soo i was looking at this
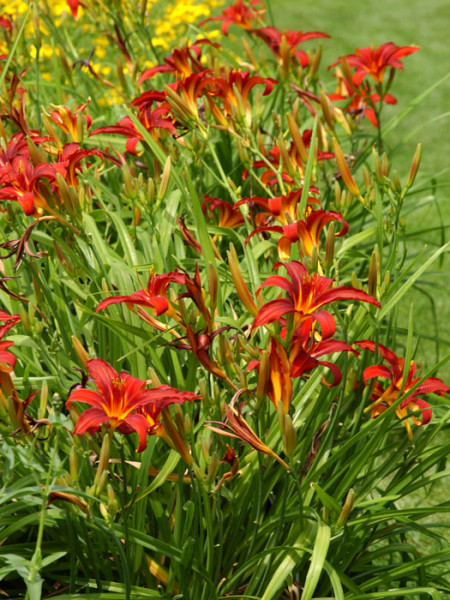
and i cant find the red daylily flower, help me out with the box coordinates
[356,340,450,439]
[200,0,265,35]
[253,261,380,334]
[254,27,329,68]
[329,68,397,127]
[139,40,219,84]
[44,100,92,142]
[209,70,278,126]
[66,359,199,451]
[0,155,57,215]
[96,268,185,327]
[203,195,245,229]
[245,208,348,259]
[237,188,320,226]
[289,319,357,385]
[331,42,419,86]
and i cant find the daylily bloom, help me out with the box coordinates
[331,42,419,86]
[202,195,245,229]
[96,267,185,326]
[0,155,57,215]
[356,340,450,439]
[254,27,329,69]
[245,208,348,259]
[66,359,199,451]
[209,70,278,126]
[139,40,219,84]
[253,261,380,334]
[329,68,397,127]
[199,0,265,35]
[44,100,92,142]
[54,142,104,188]
[237,188,320,226]
[289,319,357,385]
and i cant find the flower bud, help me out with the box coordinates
[333,138,361,199]
[405,143,422,190]
[320,89,334,130]
[287,113,308,164]
[368,245,380,298]
[227,244,258,316]
[325,221,335,272]
[381,152,389,177]
[337,488,355,526]
[94,432,111,488]
[362,166,372,191]
[69,446,79,482]
[157,156,171,202]
[207,450,219,482]
[95,470,109,496]
[309,43,322,78]
[39,380,48,420]
[72,335,89,368]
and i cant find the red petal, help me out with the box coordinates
[73,408,109,434]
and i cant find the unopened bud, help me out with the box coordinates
[227,244,258,316]
[337,488,355,526]
[333,138,361,199]
[381,152,389,177]
[325,221,335,272]
[148,367,162,387]
[309,43,322,78]
[95,470,109,496]
[351,272,361,290]
[184,412,192,436]
[368,245,380,297]
[207,451,219,482]
[69,446,79,482]
[362,166,372,191]
[157,156,171,201]
[174,404,185,437]
[320,89,334,130]
[255,349,270,402]
[72,335,89,367]
[39,380,48,420]
[391,171,402,193]
[405,143,422,190]
[287,113,308,164]
[94,432,111,487]
[372,146,383,183]
[162,408,193,465]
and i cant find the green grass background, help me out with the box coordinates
[272,0,450,375]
